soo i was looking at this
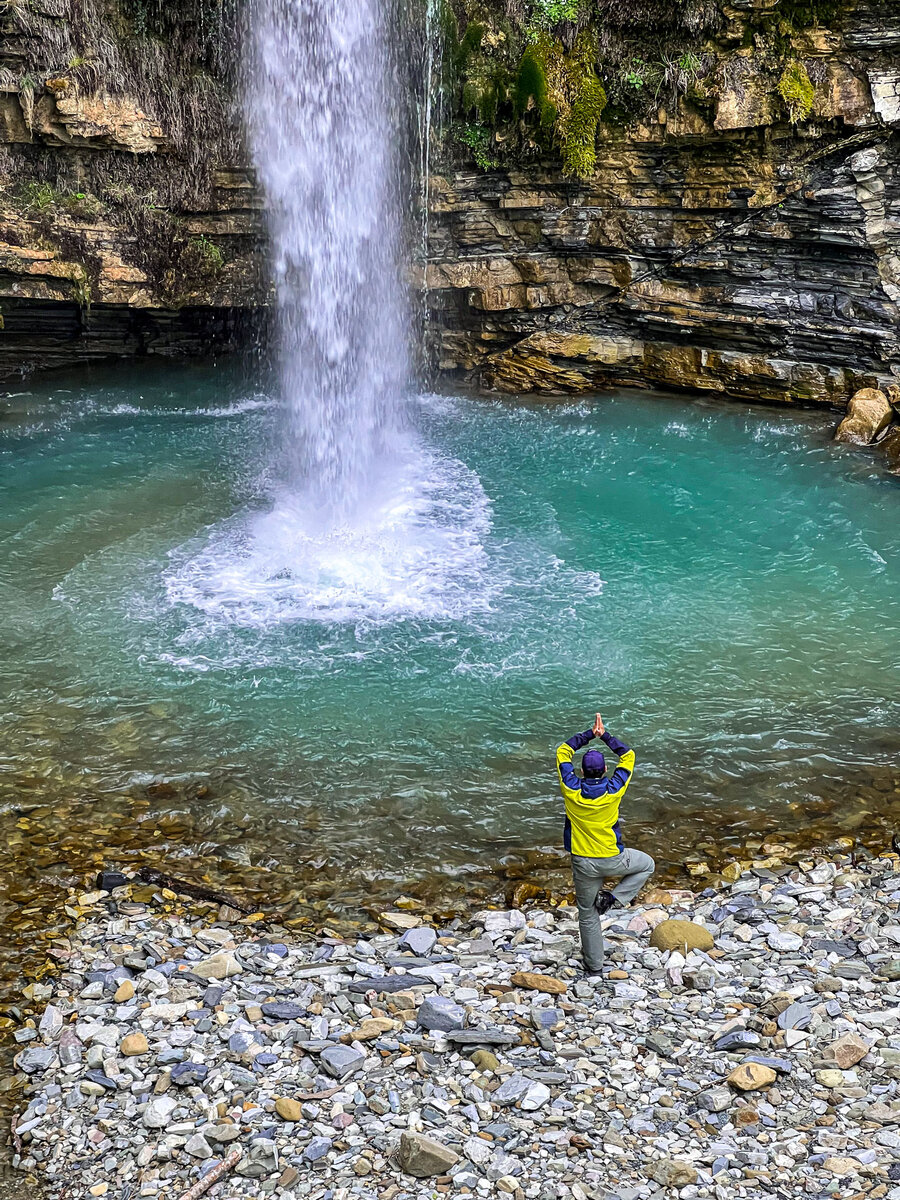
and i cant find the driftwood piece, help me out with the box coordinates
[175,1146,242,1200]
[135,867,254,914]
[10,1112,22,1155]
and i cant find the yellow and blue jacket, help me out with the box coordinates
[556,728,636,859]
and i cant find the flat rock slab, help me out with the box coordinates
[320,1045,365,1079]
[444,1029,520,1047]
[348,976,435,994]
[261,1002,306,1020]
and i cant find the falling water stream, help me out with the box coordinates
[246,0,411,513]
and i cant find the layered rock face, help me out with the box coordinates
[0,0,899,409]
[426,0,900,406]
[0,0,267,375]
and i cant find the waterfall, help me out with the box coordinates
[166,0,492,626]
[245,0,411,525]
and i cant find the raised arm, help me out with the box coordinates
[556,728,594,791]
[599,728,636,792]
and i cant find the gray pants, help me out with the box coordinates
[571,848,655,973]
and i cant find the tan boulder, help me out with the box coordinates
[114,980,135,1002]
[816,1069,845,1088]
[648,1159,698,1187]
[191,952,242,980]
[824,1032,869,1069]
[835,387,893,445]
[346,1018,397,1042]
[823,1156,860,1176]
[275,1097,303,1121]
[120,1032,148,1057]
[379,911,421,931]
[470,1049,501,1073]
[649,920,714,954]
[727,1062,776,1091]
[509,971,567,996]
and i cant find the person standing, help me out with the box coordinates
[556,712,655,975]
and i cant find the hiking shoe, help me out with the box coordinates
[595,890,617,915]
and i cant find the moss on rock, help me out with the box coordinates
[777,59,815,123]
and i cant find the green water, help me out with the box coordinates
[1,364,898,915]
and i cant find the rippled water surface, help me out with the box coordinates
[1,364,898,922]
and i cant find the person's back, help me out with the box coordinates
[556,712,654,976]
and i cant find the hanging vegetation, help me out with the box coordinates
[516,34,607,180]
[777,59,815,123]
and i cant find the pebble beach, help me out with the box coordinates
[7,851,900,1200]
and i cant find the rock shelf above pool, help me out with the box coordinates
[7,855,900,1199]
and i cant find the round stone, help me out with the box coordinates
[120,1032,148,1056]
[727,1062,777,1091]
[649,920,714,953]
[275,1097,303,1121]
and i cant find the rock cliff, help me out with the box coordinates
[0,0,898,415]
[426,0,900,406]
[0,0,266,374]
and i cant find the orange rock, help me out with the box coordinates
[509,971,567,996]
[727,1062,776,1091]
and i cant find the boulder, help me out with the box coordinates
[184,1134,212,1159]
[470,1049,500,1073]
[380,911,421,931]
[320,1045,365,1078]
[835,387,893,445]
[191,952,242,980]
[816,1069,845,1088]
[120,1033,148,1057]
[493,1073,531,1105]
[348,1017,397,1042]
[648,1159,698,1188]
[398,1131,459,1177]
[823,1032,869,1069]
[509,971,567,995]
[143,1095,178,1129]
[727,1062,776,1091]
[823,1156,860,1176]
[399,926,437,956]
[649,919,714,954]
[417,995,465,1033]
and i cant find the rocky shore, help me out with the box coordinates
[7,852,900,1199]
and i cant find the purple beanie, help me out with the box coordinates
[582,749,606,778]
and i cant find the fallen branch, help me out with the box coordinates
[175,1147,241,1200]
[10,1112,22,1156]
[135,867,255,914]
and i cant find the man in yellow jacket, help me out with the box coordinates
[556,712,655,974]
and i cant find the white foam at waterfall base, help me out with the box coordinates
[165,437,495,627]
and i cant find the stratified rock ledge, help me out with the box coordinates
[7,854,900,1198]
